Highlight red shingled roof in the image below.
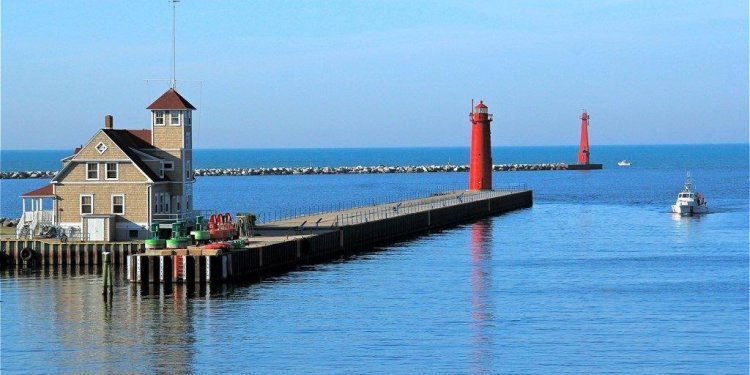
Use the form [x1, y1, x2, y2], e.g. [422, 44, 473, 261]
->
[147, 88, 196, 110]
[127, 129, 152, 145]
[22, 184, 54, 197]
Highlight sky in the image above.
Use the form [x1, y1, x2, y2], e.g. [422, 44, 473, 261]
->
[1, 0, 748, 149]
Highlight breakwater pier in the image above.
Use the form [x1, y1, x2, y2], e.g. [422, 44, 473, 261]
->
[0, 162, 602, 179]
[125, 188, 531, 284]
[0, 188, 532, 284]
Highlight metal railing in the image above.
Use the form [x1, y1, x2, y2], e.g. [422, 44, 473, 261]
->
[254, 183, 528, 225]
[152, 211, 198, 223]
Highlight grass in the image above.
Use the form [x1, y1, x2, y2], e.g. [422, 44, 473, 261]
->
[0, 226, 17, 236]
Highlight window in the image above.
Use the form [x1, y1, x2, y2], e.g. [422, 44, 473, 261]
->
[186, 160, 192, 179]
[95, 142, 108, 154]
[170, 111, 180, 126]
[112, 195, 124, 214]
[86, 163, 98, 180]
[105, 162, 118, 180]
[165, 194, 171, 213]
[185, 131, 191, 149]
[186, 195, 191, 210]
[163, 161, 174, 171]
[154, 111, 165, 125]
[176, 195, 181, 212]
[186, 112, 192, 126]
[157, 194, 163, 213]
[80, 195, 93, 214]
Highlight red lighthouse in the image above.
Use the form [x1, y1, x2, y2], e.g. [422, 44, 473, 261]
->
[469, 100, 493, 190]
[577, 110, 590, 164]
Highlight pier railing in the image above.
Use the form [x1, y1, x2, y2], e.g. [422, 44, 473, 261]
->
[254, 183, 528, 225]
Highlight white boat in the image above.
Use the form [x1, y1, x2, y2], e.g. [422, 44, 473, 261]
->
[617, 160, 631, 166]
[671, 173, 708, 215]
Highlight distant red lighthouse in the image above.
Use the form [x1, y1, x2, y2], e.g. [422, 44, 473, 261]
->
[577, 110, 590, 164]
[469, 100, 493, 190]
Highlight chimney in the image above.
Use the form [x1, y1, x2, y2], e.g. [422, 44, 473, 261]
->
[104, 114, 113, 129]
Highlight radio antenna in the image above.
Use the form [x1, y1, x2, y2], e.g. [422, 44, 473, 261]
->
[171, 0, 180, 89]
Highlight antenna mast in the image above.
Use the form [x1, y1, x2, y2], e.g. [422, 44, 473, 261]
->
[171, 0, 179, 89]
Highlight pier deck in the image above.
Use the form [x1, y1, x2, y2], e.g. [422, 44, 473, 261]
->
[1, 189, 533, 284]
[128, 189, 532, 284]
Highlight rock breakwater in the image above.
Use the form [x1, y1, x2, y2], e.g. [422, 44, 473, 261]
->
[194, 163, 569, 176]
[0, 164, 573, 179]
[0, 171, 57, 179]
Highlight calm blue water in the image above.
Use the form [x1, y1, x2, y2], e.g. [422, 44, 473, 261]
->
[1, 144, 748, 374]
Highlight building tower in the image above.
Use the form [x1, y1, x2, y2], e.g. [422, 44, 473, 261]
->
[147, 89, 196, 217]
[577, 111, 590, 164]
[469, 100, 493, 190]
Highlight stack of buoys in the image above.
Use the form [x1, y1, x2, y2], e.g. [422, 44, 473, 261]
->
[166, 221, 192, 249]
[190, 215, 210, 244]
[208, 213, 238, 241]
[145, 223, 166, 249]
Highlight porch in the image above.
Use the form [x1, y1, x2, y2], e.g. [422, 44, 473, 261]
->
[18, 184, 57, 239]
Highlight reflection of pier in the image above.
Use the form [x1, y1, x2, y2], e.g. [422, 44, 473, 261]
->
[470, 219, 494, 373]
[2, 265, 202, 373]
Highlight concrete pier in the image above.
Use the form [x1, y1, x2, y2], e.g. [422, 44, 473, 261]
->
[127, 189, 533, 284]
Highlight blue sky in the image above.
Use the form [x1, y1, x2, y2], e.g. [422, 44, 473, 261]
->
[2, 1, 747, 149]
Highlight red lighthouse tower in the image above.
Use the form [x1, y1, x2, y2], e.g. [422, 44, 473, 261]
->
[469, 100, 493, 190]
[577, 110, 591, 164]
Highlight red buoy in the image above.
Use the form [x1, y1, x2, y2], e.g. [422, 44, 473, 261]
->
[469, 100, 493, 190]
[577, 111, 590, 164]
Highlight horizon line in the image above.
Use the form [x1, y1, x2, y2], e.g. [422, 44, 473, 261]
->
[1, 142, 748, 152]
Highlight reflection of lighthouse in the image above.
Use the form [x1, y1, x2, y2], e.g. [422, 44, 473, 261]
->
[470, 219, 494, 372]
[469, 100, 494, 190]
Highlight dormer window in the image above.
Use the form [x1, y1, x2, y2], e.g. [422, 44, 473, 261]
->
[154, 111, 165, 125]
[170, 111, 180, 126]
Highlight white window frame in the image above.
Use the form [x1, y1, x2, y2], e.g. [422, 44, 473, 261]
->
[111, 194, 125, 215]
[154, 111, 165, 126]
[86, 163, 98, 180]
[170, 111, 180, 126]
[105, 162, 119, 180]
[95, 142, 108, 154]
[80, 194, 94, 215]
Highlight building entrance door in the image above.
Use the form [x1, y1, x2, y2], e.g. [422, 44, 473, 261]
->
[86, 218, 105, 241]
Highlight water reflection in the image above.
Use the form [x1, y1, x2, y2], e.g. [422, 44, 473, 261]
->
[470, 219, 494, 374]
[0, 265, 222, 373]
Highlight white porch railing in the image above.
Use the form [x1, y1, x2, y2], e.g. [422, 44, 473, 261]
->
[16, 210, 55, 239]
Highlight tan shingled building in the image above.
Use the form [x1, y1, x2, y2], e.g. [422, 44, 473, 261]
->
[19, 88, 196, 241]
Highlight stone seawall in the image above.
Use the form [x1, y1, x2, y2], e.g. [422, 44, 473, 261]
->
[0, 163, 574, 179]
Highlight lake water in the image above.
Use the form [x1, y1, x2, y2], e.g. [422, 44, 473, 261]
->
[1, 144, 748, 374]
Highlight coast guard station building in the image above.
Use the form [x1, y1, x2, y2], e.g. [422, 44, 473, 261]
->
[19, 89, 196, 241]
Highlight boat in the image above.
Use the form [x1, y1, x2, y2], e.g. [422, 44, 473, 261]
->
[617, 160, 631, 166]
[671, 173, 708, 216]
